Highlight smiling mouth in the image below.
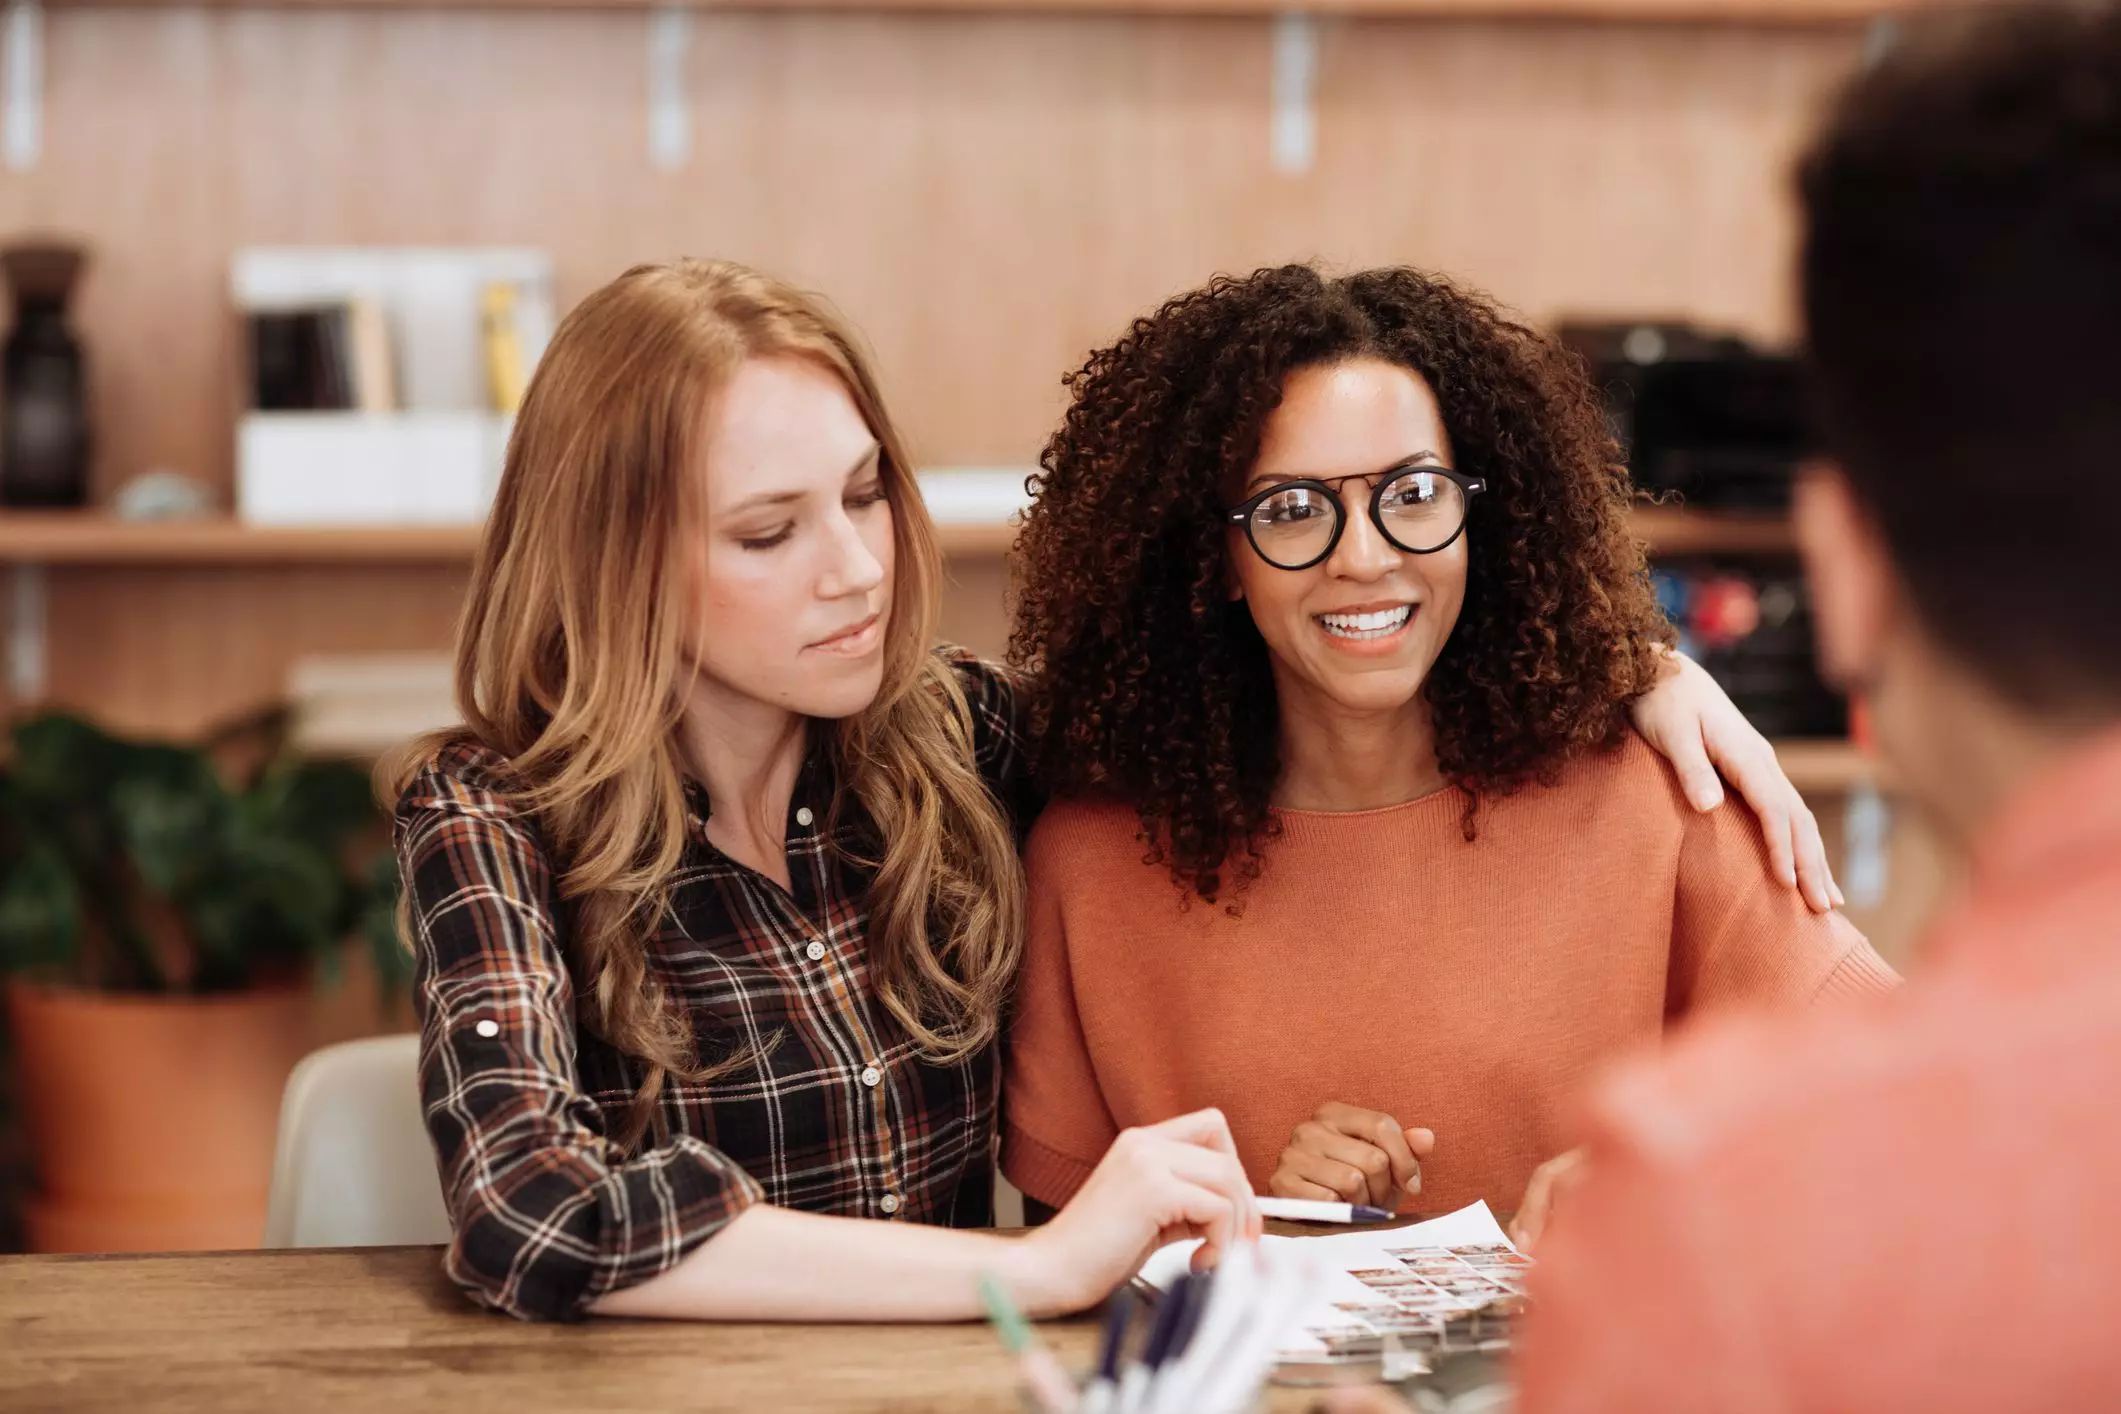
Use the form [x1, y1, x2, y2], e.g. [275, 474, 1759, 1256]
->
[1316, 605, 1414, 640]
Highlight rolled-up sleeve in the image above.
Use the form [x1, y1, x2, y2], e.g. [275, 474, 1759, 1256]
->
[398, 753, 762, 1321]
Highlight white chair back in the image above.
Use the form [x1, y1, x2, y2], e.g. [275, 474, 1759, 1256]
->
[264, 1034, 451, 1248]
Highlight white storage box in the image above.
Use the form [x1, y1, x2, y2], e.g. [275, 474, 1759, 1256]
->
[232, 246, 549, 527]
[238, 412, 510, 527]
[915, 467, 1035, 524]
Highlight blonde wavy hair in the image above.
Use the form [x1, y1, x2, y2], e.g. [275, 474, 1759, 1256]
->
[390, 258, 1025, 1149]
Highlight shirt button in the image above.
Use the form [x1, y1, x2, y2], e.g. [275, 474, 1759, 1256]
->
[474, 1019, 500, 1039]
[880, 1194, 901, 1215]
[804, 940, 826, 962]
[860, 1065, 882, 1088]
[795, 807, 814, 827]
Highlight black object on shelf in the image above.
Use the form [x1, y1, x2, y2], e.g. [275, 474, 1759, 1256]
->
[249, 306, 355, 411]
[1560, 322, 1817, 511]
[1, 242, 93, 509]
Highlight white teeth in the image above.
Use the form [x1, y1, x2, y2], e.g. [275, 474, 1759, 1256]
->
[1318, 605, 1413, 639]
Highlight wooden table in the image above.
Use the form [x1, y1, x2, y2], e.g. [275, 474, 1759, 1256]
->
[0, 1243, 1346, 1412]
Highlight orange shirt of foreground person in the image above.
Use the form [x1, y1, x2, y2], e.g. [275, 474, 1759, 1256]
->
[1513, 9, 2121, 1410]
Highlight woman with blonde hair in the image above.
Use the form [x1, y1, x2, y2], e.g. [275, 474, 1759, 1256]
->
[392, 257, 1830, 1323]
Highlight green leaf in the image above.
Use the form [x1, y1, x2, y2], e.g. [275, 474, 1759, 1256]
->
[361, 848, 413, 997]
[0, 840, 81, 973]
[1, 713, 390, 994]
[10, 714, 124, 800]
[251, 758, 380, 851]
[111, 773, 229, 898]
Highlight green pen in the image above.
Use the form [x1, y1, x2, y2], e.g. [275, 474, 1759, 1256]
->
[980, 1274, 1081, 1414]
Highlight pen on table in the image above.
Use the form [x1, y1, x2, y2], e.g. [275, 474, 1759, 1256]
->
[1191, 1248, 1317, 1414]
[1163, 1263, 1215, 1366]
[1256, 1196, 1395, 1224]
[1144, 1247, 1245, 1414]
[980, 1274, 1079, 1414]
[1116, 1269, 1195, 1414]
[1079, 1287, 1135, 1414]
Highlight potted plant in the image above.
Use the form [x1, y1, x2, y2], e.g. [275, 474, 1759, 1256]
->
[0, 711, 402, 1252]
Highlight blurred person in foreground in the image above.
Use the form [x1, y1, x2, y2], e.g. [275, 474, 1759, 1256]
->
[1331, 3, 2121, 1409]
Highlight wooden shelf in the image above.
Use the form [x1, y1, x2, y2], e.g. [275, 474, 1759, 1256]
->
[1631, 505, 1796, 557]
[0, 506, 1794, 564]
[0, 512, 1018, 564]
[0, 505, 1806, 564]
[1774, 738, 1885, 794]
[0, 515, 482, 565]
[50, 0, 1900, 20]
[932, 519, 1022, 556]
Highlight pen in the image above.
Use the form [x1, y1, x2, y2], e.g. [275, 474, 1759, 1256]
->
[980, 1274, 1080, 1414]
[1256, 1196, 1396, 1224]
[1080, 1287, 1136, 1414]
[1117, 1270, 1195, 1414]
[1164, 1263, 1216, 1365]
[1144, 1245, 1249, 1414]
[1191, 1248, 1319, 1414]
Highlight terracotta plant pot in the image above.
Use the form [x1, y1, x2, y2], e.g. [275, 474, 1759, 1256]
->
[5, 979, 311, 1252]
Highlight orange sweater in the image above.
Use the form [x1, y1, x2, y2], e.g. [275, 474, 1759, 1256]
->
[1001, 735, 1898, 1217]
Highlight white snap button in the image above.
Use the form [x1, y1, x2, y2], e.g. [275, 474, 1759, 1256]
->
[795, 807, 814, 827]
[860, 1065, 882, 1088]
[805, 940, 826, 962]
[474, 1019, 500, 1039]
[880, 1194, 901, 1215]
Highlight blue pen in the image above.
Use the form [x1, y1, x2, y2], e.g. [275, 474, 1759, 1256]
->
[1164, 1265, 1216, 1364]
[1116, 1272, 1194, 1414]
[1080, 1287, 1136, 1414]
[1135, 1264, 1220, 1414]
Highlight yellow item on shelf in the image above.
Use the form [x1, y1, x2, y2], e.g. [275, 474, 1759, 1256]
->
[481, 282, 528, 414]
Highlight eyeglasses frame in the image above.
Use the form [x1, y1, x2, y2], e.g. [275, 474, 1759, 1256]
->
[1224, 464, 1487, 571]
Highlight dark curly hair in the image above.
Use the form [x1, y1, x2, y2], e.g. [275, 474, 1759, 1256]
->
[1009, 263, 1674, 903]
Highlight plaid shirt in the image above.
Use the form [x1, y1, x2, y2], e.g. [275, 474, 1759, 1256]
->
[396, 650, 1034, 1322]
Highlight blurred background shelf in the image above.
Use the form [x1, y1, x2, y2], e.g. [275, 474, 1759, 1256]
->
[0, 507, 1871, 779]
[1631, 505, 1798, 557]
[0, 504, 1788, 565]
[53, 0, 1905, 20]
[0, 516, 481, 565]
[0, 513, 1021, 563]
[1774, 737, 1881, 794]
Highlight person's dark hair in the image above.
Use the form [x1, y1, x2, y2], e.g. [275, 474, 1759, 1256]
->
[1801, 1, 2121, 710]
[1010, 264, 1674, 904]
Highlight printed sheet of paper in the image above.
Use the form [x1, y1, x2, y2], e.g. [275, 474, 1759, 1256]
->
[1135, 1201, 1532, 1363]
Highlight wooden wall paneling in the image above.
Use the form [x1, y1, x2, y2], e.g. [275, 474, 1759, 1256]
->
[937, 553, 1014, 661]
[1301, 17, 1858, 340]
[3, 8, 1860, 508]
[21, 552, 1016, 739]
[38, 563, 470, 739]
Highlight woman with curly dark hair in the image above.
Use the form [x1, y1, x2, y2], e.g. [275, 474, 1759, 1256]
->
[1000, 264, 1898, 1249]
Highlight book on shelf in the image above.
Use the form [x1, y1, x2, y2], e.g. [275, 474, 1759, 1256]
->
[345, 298, 398, 413]
[248, 299, 398, 413]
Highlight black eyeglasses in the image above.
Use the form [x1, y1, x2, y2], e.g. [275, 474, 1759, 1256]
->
[1226, 465, 1485, 571]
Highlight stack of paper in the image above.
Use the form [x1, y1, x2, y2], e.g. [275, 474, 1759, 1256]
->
[1134, 1202, 1530, 1365]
